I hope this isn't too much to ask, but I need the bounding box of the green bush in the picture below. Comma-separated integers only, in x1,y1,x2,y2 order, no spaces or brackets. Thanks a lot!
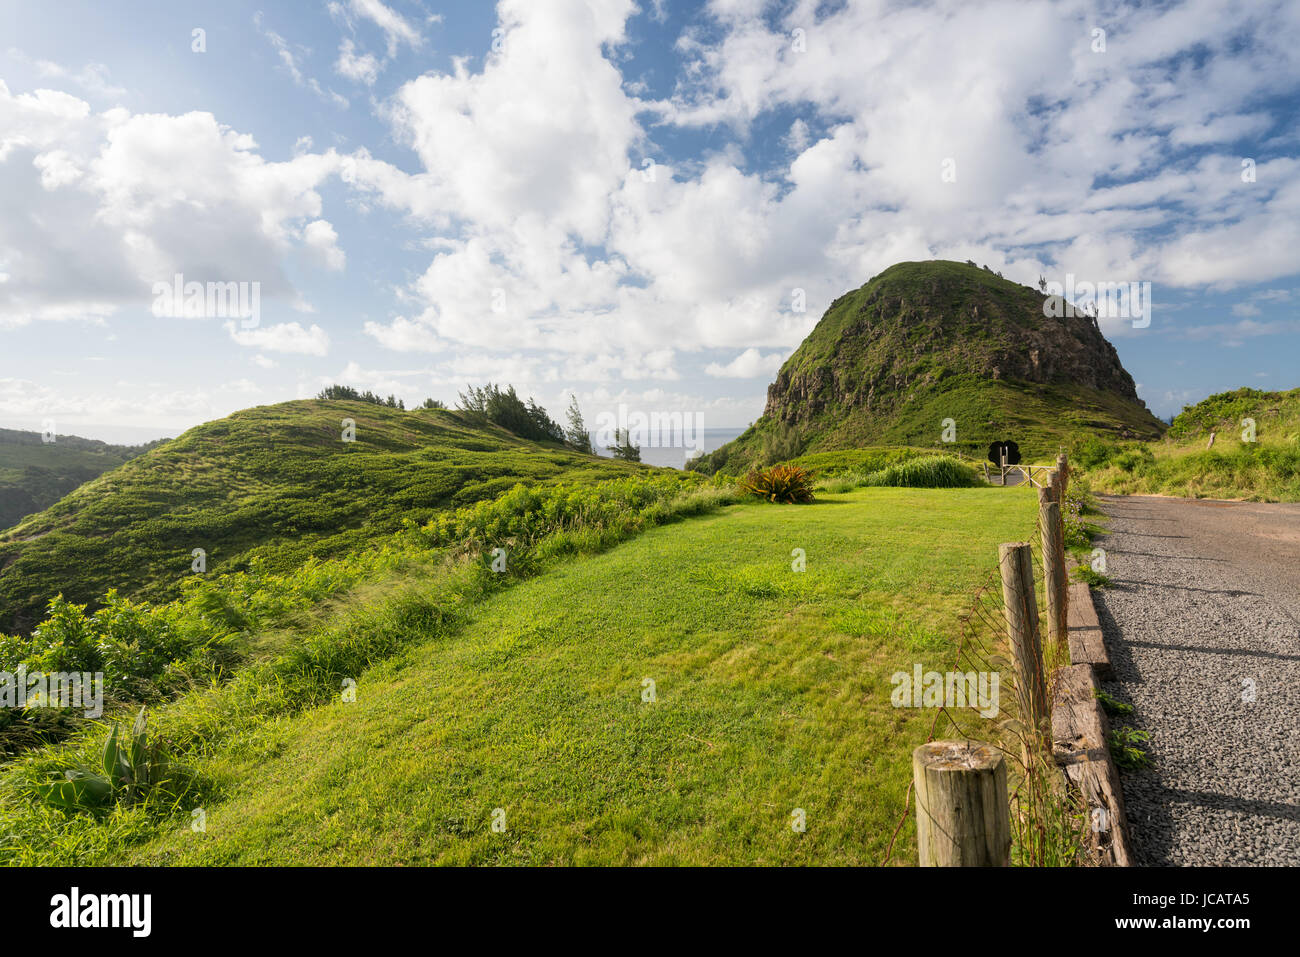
21,598,102,674
1113,447,1155,473
1108,725,1151,770
1068,434,1122,470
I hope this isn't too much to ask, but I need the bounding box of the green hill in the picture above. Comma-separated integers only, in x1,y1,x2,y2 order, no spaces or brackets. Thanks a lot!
0,429,157,532
693,260,1165,473
0,400,643,634
1083,387,1300,501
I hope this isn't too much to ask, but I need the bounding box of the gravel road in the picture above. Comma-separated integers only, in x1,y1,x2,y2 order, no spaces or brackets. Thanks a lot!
1094,494,1300,865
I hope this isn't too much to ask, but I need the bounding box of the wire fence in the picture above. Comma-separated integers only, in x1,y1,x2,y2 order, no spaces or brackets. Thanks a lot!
881,501,1095,866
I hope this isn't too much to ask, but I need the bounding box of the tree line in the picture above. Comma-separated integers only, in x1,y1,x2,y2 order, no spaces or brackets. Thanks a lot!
316,383,640,461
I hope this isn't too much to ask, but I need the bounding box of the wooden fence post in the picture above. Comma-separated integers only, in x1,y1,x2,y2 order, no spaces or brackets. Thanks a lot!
913,741,1011,866
1038,493,1067,652
999,542,1049,754
1056,452,1070,501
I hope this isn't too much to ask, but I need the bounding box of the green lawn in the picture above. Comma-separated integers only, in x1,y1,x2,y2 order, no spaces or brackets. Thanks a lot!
119,486,1035,866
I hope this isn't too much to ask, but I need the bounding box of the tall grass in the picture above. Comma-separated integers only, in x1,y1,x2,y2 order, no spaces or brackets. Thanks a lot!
820,455,977,492
1091,443,1300,501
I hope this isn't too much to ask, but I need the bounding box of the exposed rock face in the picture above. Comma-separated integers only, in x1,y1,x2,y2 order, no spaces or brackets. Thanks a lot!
763,260,1148,427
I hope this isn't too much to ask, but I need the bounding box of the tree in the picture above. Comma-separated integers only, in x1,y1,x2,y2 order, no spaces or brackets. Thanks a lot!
610,428,641,462
565,396,592,453
456,383,564,443
421,398,446,410
317,384,402,408
317,384,362,401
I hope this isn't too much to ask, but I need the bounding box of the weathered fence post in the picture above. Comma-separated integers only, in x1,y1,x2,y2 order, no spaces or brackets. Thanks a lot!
1055,452,1070,501
999,542,1049,754
1038,489,1067,651
913,741,1011,866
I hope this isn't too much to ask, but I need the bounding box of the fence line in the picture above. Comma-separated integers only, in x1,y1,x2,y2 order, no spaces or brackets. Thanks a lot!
884,455,1092,866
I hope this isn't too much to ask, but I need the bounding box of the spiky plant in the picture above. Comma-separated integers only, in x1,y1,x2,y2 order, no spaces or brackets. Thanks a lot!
738,465,816,504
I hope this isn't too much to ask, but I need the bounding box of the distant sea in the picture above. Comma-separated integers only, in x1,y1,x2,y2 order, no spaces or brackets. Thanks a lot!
592,427,745,470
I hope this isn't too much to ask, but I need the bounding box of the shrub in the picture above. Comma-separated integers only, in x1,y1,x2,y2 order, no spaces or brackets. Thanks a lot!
1068,434,1121,470
1113,447,1155,473
457,383,565,443
738,466,816,503
21,598,102,674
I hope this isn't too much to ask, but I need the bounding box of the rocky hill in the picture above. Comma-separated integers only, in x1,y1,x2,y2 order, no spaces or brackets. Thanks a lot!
693,260,1165,473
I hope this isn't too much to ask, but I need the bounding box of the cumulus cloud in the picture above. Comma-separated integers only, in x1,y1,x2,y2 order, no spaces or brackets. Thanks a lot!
705,348,787,378
0,80,347,327
6,0,1300,433
227,321,331,355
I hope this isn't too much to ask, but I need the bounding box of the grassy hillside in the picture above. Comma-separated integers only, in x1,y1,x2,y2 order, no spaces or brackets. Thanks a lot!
1082,387,1300,501
0,429,155,531
693,260,1165,474
0,400,643,634
0,484,1038,866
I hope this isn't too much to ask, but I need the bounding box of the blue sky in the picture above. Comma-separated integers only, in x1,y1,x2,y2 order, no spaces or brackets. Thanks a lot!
1,0,1298,443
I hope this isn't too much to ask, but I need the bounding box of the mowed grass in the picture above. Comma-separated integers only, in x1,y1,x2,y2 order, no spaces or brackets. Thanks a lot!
125,487,1035,866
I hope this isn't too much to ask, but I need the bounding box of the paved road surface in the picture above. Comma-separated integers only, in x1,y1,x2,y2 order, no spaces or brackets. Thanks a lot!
1094,495,1300,865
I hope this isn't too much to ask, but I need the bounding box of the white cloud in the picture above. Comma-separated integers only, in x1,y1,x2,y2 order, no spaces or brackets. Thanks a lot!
255,13,349,108
302,219,346,270
339,0,424,58
227,321,331,355
0,81,348,328
705,348,787,378
1180,317,1300,346
7,51,126,101
335,39,381,85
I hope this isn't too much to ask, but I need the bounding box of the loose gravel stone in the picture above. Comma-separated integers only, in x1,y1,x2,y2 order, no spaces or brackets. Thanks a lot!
1094,495,1300,866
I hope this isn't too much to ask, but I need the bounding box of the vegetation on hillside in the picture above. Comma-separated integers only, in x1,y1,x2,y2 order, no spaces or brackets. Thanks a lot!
1079,388,1300,501
456,383,566,444
0,429,161,531
316,384,409,409
0,399,642,635
0,471,711,757
0,482,1037,866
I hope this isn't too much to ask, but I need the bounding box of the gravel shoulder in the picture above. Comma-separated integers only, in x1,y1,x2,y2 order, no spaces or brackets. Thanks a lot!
1094,495,1300,865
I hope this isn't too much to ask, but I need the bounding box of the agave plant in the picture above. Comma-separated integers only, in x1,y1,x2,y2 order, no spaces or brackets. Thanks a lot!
34,707,172,813
738,465,816,504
